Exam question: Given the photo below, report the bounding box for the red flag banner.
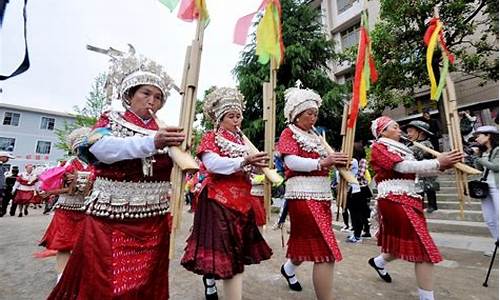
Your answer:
[347,12,377,128]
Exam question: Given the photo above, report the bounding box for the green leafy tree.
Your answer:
[370,0,499,111]
[55,73,107,153]
[232,0,349,148]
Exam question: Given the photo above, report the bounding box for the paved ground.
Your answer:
[0,208,498,300]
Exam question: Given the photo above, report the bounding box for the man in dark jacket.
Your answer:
[421,108,442,151]
[5,167,19,216]
[403,121,440,213]
[0,151,15,216]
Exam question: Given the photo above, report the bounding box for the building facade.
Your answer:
[0,103,76,171]
[319,0,498,128]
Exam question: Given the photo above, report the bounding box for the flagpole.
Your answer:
[432,7,469,219]
[169,18,206,258]
[336,103,348,220]
[263,58,278,226]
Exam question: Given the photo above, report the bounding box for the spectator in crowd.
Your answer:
[471,126,499,256]
[0,151,15,217]
[459,110,477,143]
[421,108,442,151]
[6,167,19,216]
[344,156,361,243]
[353,143,373,239]
[403,120,440,213]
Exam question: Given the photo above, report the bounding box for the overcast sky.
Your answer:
[0,0,261,125]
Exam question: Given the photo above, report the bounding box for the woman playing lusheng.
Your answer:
[368,116,463,300]
[181,87,273,300]
[37,127,93,283]
[277,85,348,300]
[48,50,184,299]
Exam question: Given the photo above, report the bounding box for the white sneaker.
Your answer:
[346,235,362,243]
[340,226,352,232]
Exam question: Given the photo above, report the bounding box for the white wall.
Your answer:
[0,106,75,171]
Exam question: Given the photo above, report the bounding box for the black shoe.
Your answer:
[202,275,218,300]
[426,207,435,213]
[18,213,22,217]
[24,208,28,216]
[280,264,302,291]
[361,232,372,239]
[368,258,392,283]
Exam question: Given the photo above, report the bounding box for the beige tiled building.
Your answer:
[315,0,498,127]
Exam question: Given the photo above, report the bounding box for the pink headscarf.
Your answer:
[371,116,396,138]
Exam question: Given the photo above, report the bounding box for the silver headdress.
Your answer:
[67,127,91,152]
[284,80,322,123]
[95,44,175,108]
[203,87,246,125]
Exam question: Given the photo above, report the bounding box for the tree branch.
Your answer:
[447,0,486,44]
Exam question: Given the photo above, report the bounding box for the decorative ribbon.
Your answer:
[424,17,455,101]
[177,0,209,24]
[0,0,30,81]
[234,0,284,66]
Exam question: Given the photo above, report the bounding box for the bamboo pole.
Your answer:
[260,58,279,224]
[263,81,273,224]
[401,137,481,175]
[240,130,283,185]
[168,20,205,258]
[264,65,274,224]
[336,100,359,221]
[336,103,349,220]
[432,6,470,218]
[314,128,358,185]
[443,77,469,218]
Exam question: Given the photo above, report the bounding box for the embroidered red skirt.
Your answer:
[251,196,266,226]
[181,189,273,280]
[39,209,86,251]
[377,195,442,263]
[14,190,34,205]
[286,199,342,263]
[47,214,172,300]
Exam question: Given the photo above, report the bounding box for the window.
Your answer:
[344,72,354,85]
[3,112,20,126]
[340,24,360,50]
[337,0,356,14]
[40,117,55,130]
[36,141,51,154]
[0,137,15,151]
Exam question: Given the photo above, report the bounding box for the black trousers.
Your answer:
[420,190,437,210]
[0,189,7,216]
[348,186,372,238]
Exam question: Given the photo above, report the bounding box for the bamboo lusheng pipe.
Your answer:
[238,128,283,185]
[312,127,359,185]
[401,136,481,175]
[148,109,199,173]
[432,6,470,219]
